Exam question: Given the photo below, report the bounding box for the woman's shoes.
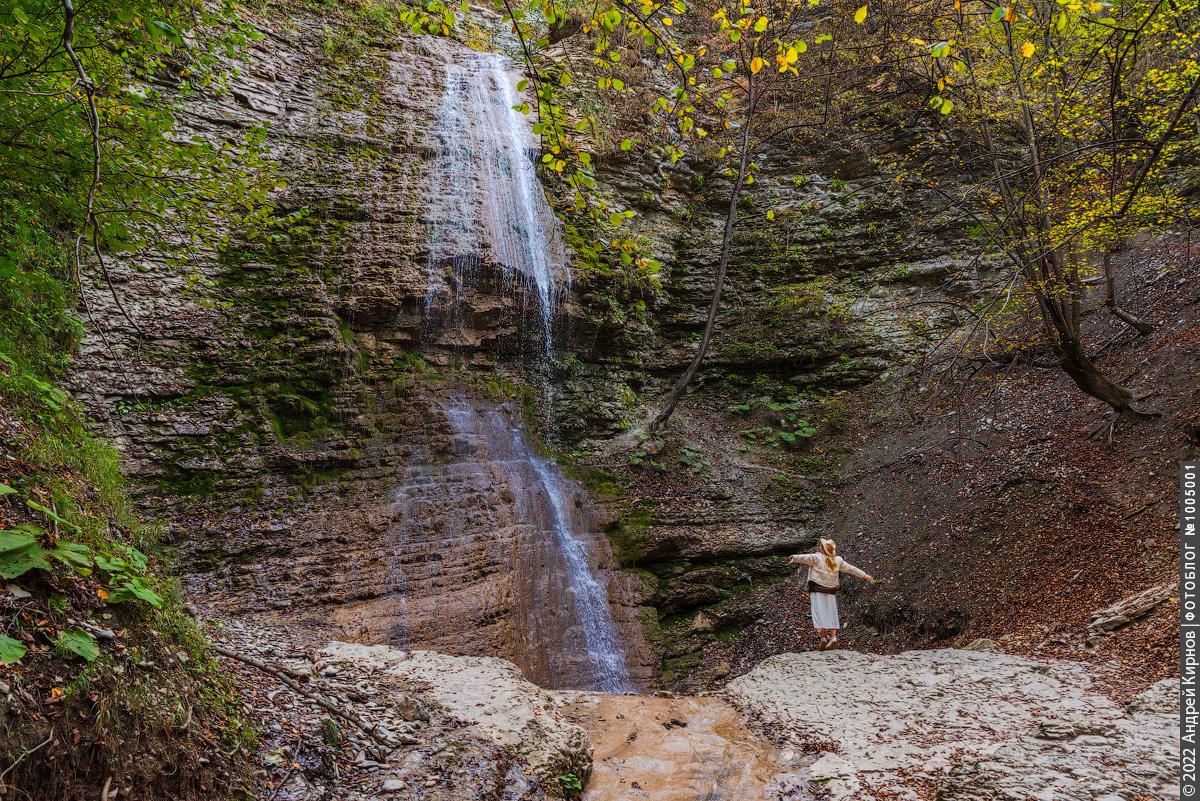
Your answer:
[826,636,838,649]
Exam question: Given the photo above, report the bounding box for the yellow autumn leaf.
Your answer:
[1003,6,1016,21]
[766,210,776,220]
[662,16,673,25]
[854,5,868,23]
[750,56,765,74]
[97,587,109,601]
[754,16,768,32]
[1020,41,1035,58]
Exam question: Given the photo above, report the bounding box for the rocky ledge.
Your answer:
[727,648,1178,800]
[320,643,592,789]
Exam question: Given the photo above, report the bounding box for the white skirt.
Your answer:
[810,592,840,629]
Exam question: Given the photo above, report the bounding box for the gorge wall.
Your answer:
[66,4,977,686]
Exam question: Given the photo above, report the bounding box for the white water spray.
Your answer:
[424,51,569,359]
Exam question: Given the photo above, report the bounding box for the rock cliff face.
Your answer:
[67,7,974,685]
[67,14,653,688]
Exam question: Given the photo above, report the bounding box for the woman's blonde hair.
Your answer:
[819,538,838,572]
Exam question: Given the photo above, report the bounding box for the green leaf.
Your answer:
[94,553,128,573]
[107,578,164,608]
[124,548,148,571]
[54,628,99,662]
[48,593,69,614]
[620,139,633,151]
[0,529,50,579]
[0,482,17,497]
[50,541,93,575]
[0,636,26,665]
[940,99,954,115]
[153,20,184,46]
[25,500,78,531]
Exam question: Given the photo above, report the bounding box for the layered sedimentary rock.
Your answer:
[66,14,651,689]
[67,6,977,686]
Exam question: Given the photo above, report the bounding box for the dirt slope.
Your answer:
[701,235,1196,696]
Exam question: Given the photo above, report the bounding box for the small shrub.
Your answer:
[558,773,584,797]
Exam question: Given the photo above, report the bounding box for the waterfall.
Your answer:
[399,50,632,692]
[443,398,631,692]
[424,50,569,359]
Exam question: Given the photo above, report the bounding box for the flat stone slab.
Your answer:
[726,649,1178,800]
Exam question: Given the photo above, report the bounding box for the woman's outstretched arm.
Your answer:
[789,553,819,566]
[839,559,873,580]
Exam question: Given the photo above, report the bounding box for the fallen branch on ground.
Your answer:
[209,644,410,749]
[1087,581,1176,644]
[266,736,304,801]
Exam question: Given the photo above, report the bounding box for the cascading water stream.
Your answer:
[443,398,631,693]
[424,50,569,359]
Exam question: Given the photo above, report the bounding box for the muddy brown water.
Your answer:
[563,693,785,801]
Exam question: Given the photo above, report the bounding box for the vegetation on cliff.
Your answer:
[0,1,280,797]
[0,202,257,797]
[464,0,1199,424]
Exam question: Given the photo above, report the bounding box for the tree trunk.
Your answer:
[647,92,757,436]
[548,11,586,44]
[1103,251,1153,335]
[1058,336,1135,411]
